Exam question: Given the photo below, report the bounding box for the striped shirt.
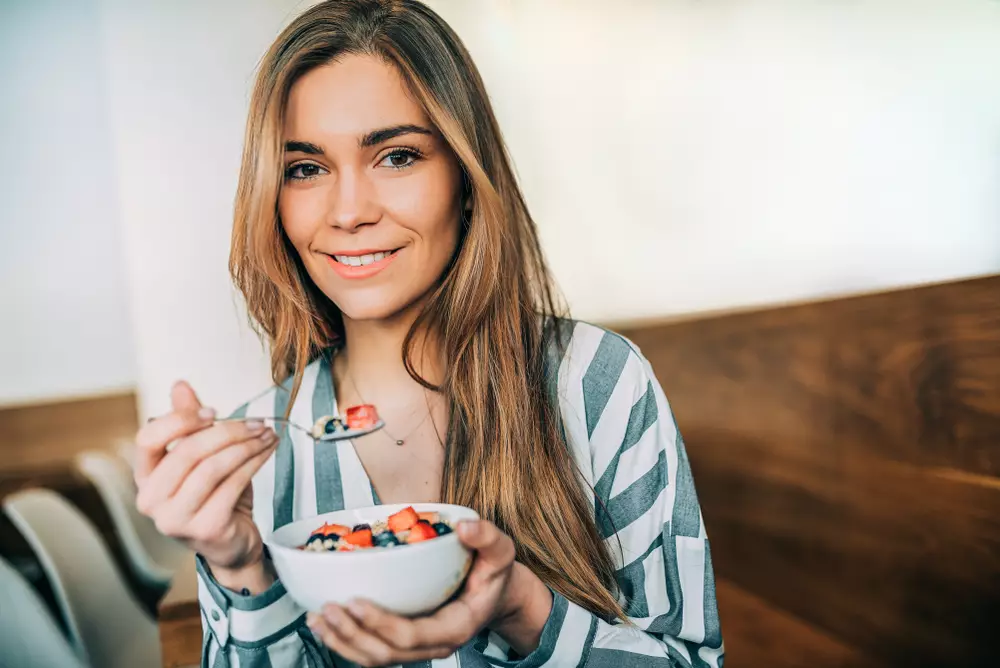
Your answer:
[196,320,725,667]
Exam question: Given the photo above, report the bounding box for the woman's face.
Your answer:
[279,54,464,323]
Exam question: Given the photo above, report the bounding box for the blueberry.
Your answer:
[432,522,452,536]
[352,523,370,532]
[323,419,337,434]
[307,534,324,545]
[374,531,400,547]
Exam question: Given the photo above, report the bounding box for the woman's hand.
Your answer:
[306,520,553,666]
[133,381,279,587]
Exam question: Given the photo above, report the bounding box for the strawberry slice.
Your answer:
[343,528,373,548]
[406,521,438,544]
[417,511,440,524]
[388,506,419,533]
[346,404,379,430]
[313,522,351,537]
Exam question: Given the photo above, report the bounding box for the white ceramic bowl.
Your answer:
[265,503,478,616]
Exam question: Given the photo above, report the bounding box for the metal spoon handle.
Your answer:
[147,414,381,443]
[215,416,312,435]
[219,416,386,443]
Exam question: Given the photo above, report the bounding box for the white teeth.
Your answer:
[333,251,394,266]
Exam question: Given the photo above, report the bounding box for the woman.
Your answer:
[134,1,724,667]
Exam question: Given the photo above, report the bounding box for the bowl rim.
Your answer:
[263,502,479,561]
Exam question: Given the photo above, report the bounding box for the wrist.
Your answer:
[491,563,553,656]
[209,550,275,595]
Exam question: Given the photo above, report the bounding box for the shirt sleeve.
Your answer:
[482,338,725,668]
[196,554,333,667]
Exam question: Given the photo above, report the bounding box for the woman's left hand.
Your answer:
[306,519,552,666]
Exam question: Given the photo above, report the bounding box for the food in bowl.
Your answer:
[301,506,452,552]
[264,502,479,616]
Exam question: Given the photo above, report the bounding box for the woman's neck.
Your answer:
[337,310,443,400]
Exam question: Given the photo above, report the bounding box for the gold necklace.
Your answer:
[344,366,432,447]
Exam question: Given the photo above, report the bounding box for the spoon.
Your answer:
[222,416,386,442]
[150,415,385,443]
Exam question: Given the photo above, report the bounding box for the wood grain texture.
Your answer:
[617,274,1000,667]
[0,391,139,474]
[159,601,202,668]
[715,578,883,668]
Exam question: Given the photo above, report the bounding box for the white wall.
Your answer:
[434,0,1000,321]
[97,0,318,418]
[0,0,136,405]
[4,0,998,412]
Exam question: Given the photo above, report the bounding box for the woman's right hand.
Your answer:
[133,381,279,577]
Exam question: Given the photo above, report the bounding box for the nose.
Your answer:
[326,167,378,230]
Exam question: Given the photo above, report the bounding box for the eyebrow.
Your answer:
[285,140,324,155]
[283,124,433,157]
[359,124,433,148]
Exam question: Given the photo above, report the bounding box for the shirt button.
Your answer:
[211,610,221,622]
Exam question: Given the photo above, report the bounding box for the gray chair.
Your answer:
[75,449,194,598]
[0,554,86,668]
[3,489,162,668]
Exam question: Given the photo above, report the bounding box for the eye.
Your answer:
[377,148,422,170]
[285,162,327,181]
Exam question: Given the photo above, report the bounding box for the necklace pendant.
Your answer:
[395,439,404,446]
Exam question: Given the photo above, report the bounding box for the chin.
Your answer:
[332,289,418,323]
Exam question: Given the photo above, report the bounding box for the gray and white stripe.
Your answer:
[196,319,724,667]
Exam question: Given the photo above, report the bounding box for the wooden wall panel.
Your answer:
[715,578,885,668]
[0,392,139,474]
[616,275,1000,667]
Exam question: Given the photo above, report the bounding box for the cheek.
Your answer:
[278,188,323,253]
[381,167,462,253]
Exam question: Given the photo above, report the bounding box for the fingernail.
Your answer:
[324,607,341,628]
[459,520,479,538]
[306,612,319,630]
[245,419,265,433]
[198,407,217,420]
[348,600,365,620]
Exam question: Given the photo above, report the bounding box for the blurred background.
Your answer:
[1,1,998,667]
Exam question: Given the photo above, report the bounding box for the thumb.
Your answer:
[458,520,515,569]
[171,380,203,413]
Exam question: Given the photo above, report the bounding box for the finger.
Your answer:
[348,523,509,652]
[307,613,371,664]
[188,446,275,537]
[317,605,397,667]
[306,614,344,657]
[134,407,216,482]
[457,520,516,574]
[165,432,278,519]
[137,421,271,511]
[171,380,202,413]
[349,598,477,653]
[308,611,453,665]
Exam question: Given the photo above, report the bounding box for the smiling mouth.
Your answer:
[329,249,401,267]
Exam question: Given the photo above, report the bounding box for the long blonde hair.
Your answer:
[231,0,626,622]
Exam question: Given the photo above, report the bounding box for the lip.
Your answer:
[324,248,401,279]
